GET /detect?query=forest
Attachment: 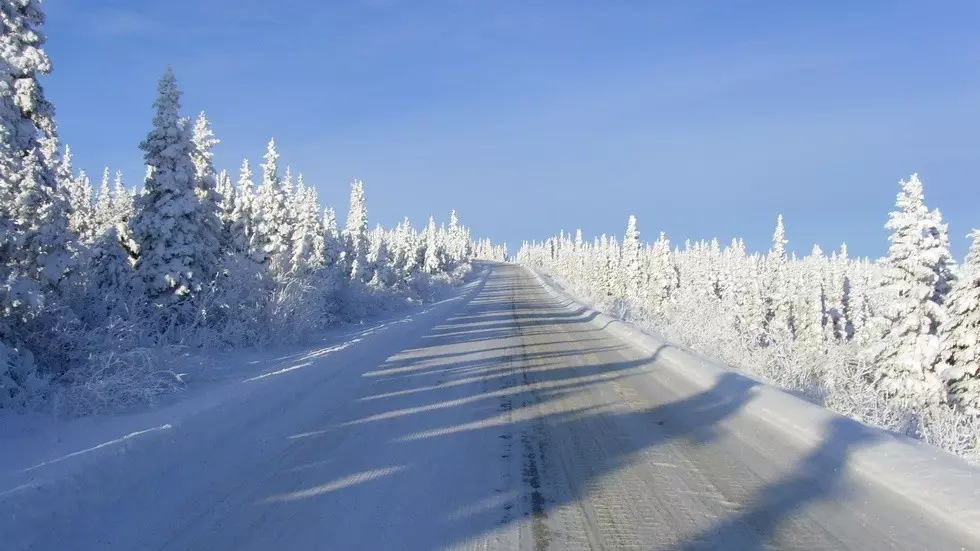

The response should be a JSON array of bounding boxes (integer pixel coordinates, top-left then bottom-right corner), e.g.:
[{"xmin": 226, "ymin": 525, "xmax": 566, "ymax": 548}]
[{"xmin": 518, "ymin": 183, "xmax": 980, "ymax": 461}]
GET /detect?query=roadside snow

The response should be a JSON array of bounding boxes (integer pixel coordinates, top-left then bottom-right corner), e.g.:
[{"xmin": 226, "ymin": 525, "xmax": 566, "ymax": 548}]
[
  {"xmin": 527, "ymin": 264, "xmax": 980, "ymax": 541},
  {"xmin": 0, "ymin": 269, "xmax": 488, "ymax": 538}
]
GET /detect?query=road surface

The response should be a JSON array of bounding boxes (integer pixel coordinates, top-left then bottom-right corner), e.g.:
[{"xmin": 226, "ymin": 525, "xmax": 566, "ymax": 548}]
[{"xmin": 12, "ymin": 264, "xmax": 978, "ymax": 550}]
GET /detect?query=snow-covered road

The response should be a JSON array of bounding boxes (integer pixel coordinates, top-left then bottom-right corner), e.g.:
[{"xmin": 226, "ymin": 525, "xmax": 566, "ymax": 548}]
[{"xmin": 5, "ymin": 263, "xmax": 980, "ymax": 550}]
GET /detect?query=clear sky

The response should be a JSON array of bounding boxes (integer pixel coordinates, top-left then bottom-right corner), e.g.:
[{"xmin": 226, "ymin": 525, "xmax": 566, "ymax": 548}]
[{"xmin": 42, "ymin": 1, "xmax": 980, "ymax": 259}]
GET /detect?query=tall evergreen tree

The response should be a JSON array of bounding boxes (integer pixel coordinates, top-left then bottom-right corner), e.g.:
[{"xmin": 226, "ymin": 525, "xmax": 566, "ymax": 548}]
[
  {"xmin": 128, "ymin": 67, "xmax": 221, "ymax": 301},
  {"xmin": 252, "ymin": 139, "xmax": 292, "ymax": 272},
  {"xmin": 940, "ymin": 230, "xmax": 980, "ymax": 413},
  {"xmin": 214, "ymin": 168, "xmax": 236, "ymax": 246},
  {"xmin": 865, "ymin": 174, "xmax": 952, "ymax": 405},
  {"xmin": 622, "ymin": 215, "xmax": 643, "ymax": 300},
  {"xmin": 322, "ymin": 206, "xmax": 343, "ymax": 270},
  {"xmin": 0, "ymin": 0, "xmax": 73, "ymax": 406},
  {"xmin": 345, "ymin": 180, "xmax": 370, "ymax": 282},
  {"xmin": 65, "ymin": 169, "xmax": 94, "ymax": 241},
  {"xmin": 189, "ymin": 111, "xmax": 224, "ymax": 254},
  {"xmin": 230, "ymin": 158, "xmax": 255, "ymax": 257},
  {"xmin": 766, "ymin": 214, "xmax": 794, "ymax": 341},
  {"xmin": 367, "ymin": 225, "xmax": 394, "ymax": 287},
  {"xmin": 291, "ymin": 182, "xmax": 326, "ymax": 275},
  {"xmin": 423, "ymin": 215, "xmax": 440, "ymax": 274},
  {"xmin": 110, "ymin": 170, "xmax": 133, "ymax": 224},
  {"xmin": 92, "ymin": 166, "xmax": 113, "ymax": 236}
]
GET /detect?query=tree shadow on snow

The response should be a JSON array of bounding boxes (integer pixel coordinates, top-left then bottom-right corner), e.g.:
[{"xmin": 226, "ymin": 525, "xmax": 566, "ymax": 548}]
[{"xmin": 245, "ymin": 264, "xmax": 908, "ymax": 550}]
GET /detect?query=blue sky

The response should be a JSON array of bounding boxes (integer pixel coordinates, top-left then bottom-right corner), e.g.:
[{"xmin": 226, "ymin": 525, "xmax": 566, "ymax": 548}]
[{"xmin": 42, "ymin": 1, "xmax": 980, "ymax": 259}]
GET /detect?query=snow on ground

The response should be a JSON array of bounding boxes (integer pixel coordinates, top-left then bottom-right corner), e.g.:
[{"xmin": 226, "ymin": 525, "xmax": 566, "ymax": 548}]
[
  {"xmin": 3, "ymin": 263, "xmax": 980, "ymax": 550},
  {"xmin": 0, "ymin": 269, "xmax": 488, "ymax": 543}
]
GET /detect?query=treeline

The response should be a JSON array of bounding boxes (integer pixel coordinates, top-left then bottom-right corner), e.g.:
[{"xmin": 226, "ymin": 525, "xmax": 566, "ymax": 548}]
[
  {"xmin": 519, "ymin": 174, "xmax": 980, "ymax": 460},
  {"xmin": 0, "ymin": 4, "xmax": 503, "ymax": 413}
]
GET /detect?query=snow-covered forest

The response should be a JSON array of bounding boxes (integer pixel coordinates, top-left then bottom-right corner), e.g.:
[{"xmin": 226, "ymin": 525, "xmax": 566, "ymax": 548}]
[
  {"xmin": 518, "ymin": 176, "xmax": 980, "ymax": 461},
  {"xmin": 2, "ymin": 0, "xmax": 977, "ymax": 467},
  {"xmin": 0, "ymin": 2, "xmax": 506, "ymax": 414}
]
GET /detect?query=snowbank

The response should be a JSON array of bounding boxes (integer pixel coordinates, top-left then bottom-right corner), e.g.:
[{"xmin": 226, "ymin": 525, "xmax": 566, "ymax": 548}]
[
  {"xmin": 0, "ymin": 267, "xmax": 490, "ymax": 544},
  {"xmin": 527, "ymin": 265, "xmax": 980, "ymax": 540}
]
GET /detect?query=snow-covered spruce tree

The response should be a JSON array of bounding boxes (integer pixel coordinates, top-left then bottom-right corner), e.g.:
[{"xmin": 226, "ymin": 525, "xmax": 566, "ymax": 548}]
[
  {"xmin": 389, "ymin": 217, "xmax": 417, "ymax": 278},
  {"xmin": 826, "ymin": 244, "xmax": 853, "ymax": 341},
  {"xmin": 794, "ymin": 244, "xmax": 829, "ymax": 358},
  {"xmin": 282, "ymin": 166, "xmax": 294, "ymax": 211},
  {"xmin": 850, "ymin": 261, "xmax": 879, "ymax": 346},
  {"xmin": 367, "ymin": 225, "xmax": 394, "ymax": 287},
  {"xmin": 940, "ymin": 230, "xmax": 980, "ymax": 413},
  {"xmin": 0, "ymin": 0, "xmax": 75, "ymax": 407},
  {"xmin": 54, "ymin": 143, "xmax": 72, "ymax": 194},
  {"xmin": 322, "ymin": 206, "xmax": 343, "ymax": 271},
  {"xmin": 127, "ymin": 67, "xmax": 222, "ymax": 302},
  {"xmin": 765, "ymin": 214, "xmax": 794, "ymax": 342},
  {"xmin": 65, "ymin": 169, "xmax": 94, "ymax": 241},
  {"xmin": 649, "ymin": 232, "xmax": 676, "ymax": 311},
  {"xmin": 56, "ymin": 144, "xmax": 91, "ymax": 240},
  {"xmin": 864, "ymin": 174, "xmax": 953, "ymax": 405},
  {"xmin": 291, "ymin": 180, "xmax": 327, "ymax": 275},
  {"xmin": 423, "ymin": 215, "xmax": 441, "ymax": 274},
  {"xmin": 621, "ymin": 215, "xmax": 644, "ymax": 302},
  {"xmin": 214, "ymin": 168, "xmax": 236, "ymax": 246},
  {"xmin": 110, "ymin": 170, "xmax": 133, "ymax": 223},
  {"xmin": 189, "ymin": 111, "xmax": 225, "ymax": 257},
  {"xmin": 345, "ymin": 180, "xmax": 370, "ymax": 282},
  {"xmin": 229, "ymin": 158, "xmax": 255, "ymax": 256},
  {"xmin": 252, "ymin": 139, "xmax": 292, "ymax": 272},
  {"xmin": 92, "ymin": 166, "xmax": 113, "ymax": 236},
  {"xmin": 85, "ymin": 224, "xmax": 141, "ymax": 319},
  {"xmin": 445, "ymin": 209, "xmax": 471, "ymax": 268}
]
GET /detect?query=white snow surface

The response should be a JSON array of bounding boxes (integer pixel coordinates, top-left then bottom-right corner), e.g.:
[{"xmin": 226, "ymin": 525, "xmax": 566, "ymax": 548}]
[
  {"xmin": 1, "ymin": 271, "xmax": 488, "ymax": 549},
  {"xmin": 530, "ymin": 265, "xmax": 980, "ymax": 541},
  {"xmin": 3, "ymin": 263, "xmax": 980, "ymax": 550}
]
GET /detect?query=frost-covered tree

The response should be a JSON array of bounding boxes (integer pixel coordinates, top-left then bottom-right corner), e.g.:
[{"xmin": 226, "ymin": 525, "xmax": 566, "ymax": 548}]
[
  {"xmin": 765, "ymin": 214, "xmax": 794, "ymax": 341},
  {"xmin": 345, "ymin": 180, "xmax": 370, "ymax": 282},
  {"xmin": 110, "ymin": 170, "xmax": 133, "ymax": 224},
  {"xmin": 127, "ymin": 67, "xmax": 221, "ymax": 301},
  {"xmin": 214, "ymin": 168, "xmax": 236, "ymax": 246},
  {"xmin": 92, "ymin": 166, "xmax": 113, "ymax": 236},
  {"xmin": 390, "ymin": 217, "xmax": 417, "ymax": 277},
  {"xmin": 54, "ymin": 143, "xmax": 72, "ymax": 193},
  {"xmin": 189, "ymin": 111, "xmax": 224, "ymax": 255},
  {"xmin": 291, "ymin": 181, "xmax": 326, "ymax": 275},
  {"xmin": 445, "ymin": 209, "xmax": 471, "ymax": 267},
  {"xmin": 423, "ymin": 215, "xmax": 441, "ymax": 274},
  {"xmin": 0, "ymin": 0, "xmax": 73, "ymax": 406},
  {"xmin": 282, "ymin": 165, "xmax": 294, "ymax": 207},
  {"xmin": 54, "ymin": 144, "xmax": 80, "ymax": 234},
  {"xmin": 367, "ymin": 225, "xmax": 394, "ymax": 287},
  {"xmin": 229, "ymin": 158, "xmax": 255, "ymax": 256},
  {"xmin": 85, "ymin": 226, "xmax": 141, "ymax": 318},
  {"xmin": 322, "ymin": 206, "xmax": 343, "ymax": 270},
  {"xmin": 940, "ymin": 230, "xmax": 980, "ymax": 413},
  {"xmin": 794, "ymin": 244, "xmax": 829, "ymax": 357},
  {"xmin": 252, "ymin": 139, "xmax": 292, "ymax": 271},
  {"xmin": 826, "ymin": 244, "xmax": 853, "ymax": 341},
  {"xmin": 65, "ymin": 169, "xmax": 94, "ymax": 241},
  {"xmin": 621, "ymin": 215, "xmax": 644, "ymax": 301},
  {"xmin": 865, "ymin": 174, "xmax": 952, "ymax": 405}
]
